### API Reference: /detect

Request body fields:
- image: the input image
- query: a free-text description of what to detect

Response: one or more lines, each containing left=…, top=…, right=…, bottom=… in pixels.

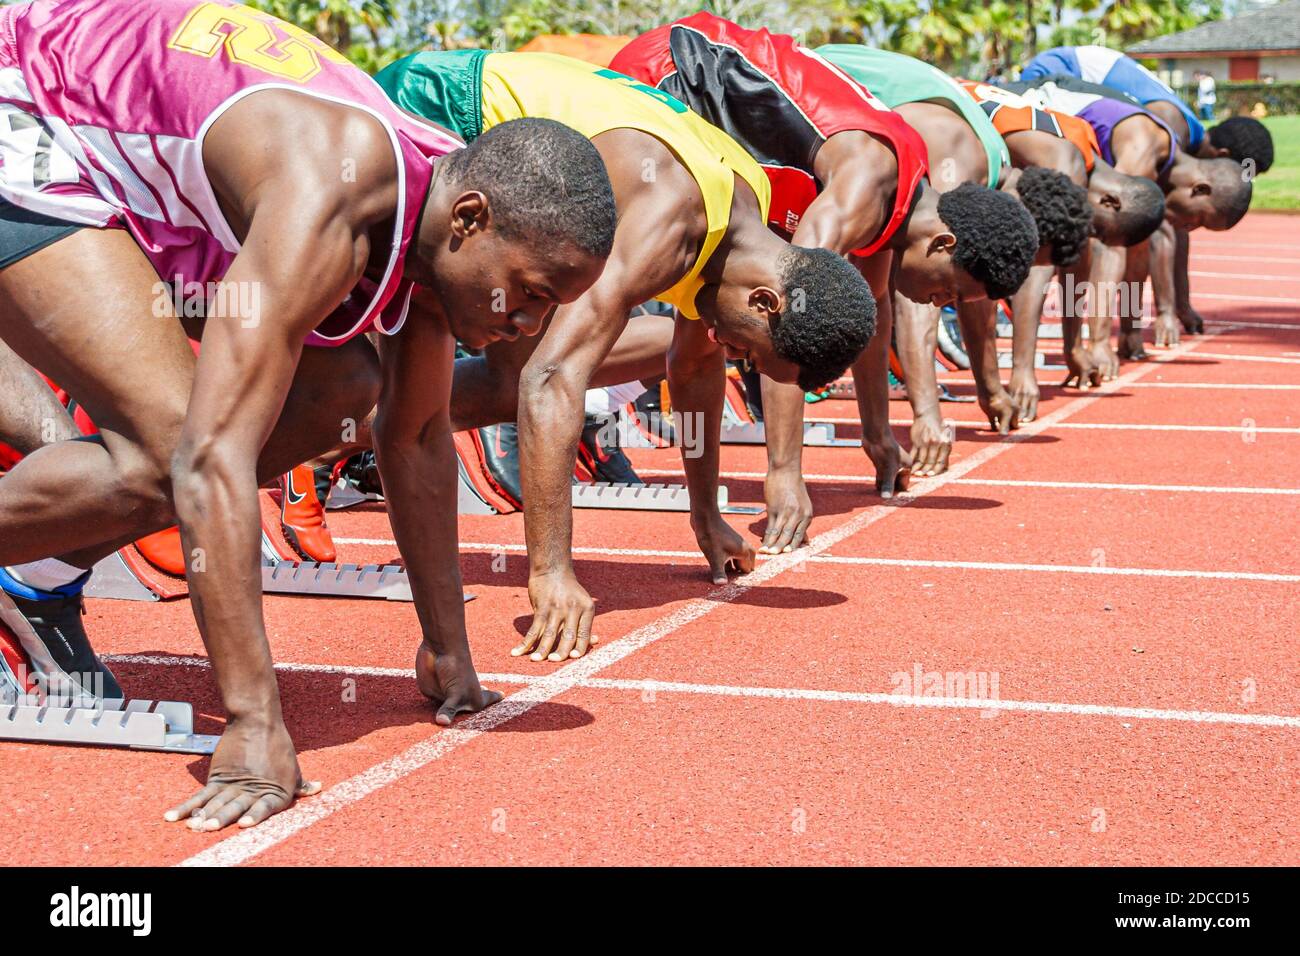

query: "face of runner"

left=1163, top=182, right=1220, bottom=232
left=894, top=239, right=988, bottom=307
left=697, top=284, right=802, bottom=385
left=436, top=194, right=606, bottom=348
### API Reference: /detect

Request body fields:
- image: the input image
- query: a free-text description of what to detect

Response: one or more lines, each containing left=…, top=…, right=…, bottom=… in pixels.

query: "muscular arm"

left=1172, top=226, right=1203, bottom=334
left=167, top=92, right=395, bottom=829
left=1007, top=261, right=1059, bottom=421
left=515, top=133, right=699, bottom=663
left=373, top=292, right=499, bottom=722
left=758, top=132, right=898, bottom=549
left=668, top=309, right=755, bottom=583
left=1147, top=219, right=1180, bottom=347
left=893, top=294, right=948, bottom=477
left=1084, top=237, right=1130, bottom=382
left=851, top=251, right=910, bottom=496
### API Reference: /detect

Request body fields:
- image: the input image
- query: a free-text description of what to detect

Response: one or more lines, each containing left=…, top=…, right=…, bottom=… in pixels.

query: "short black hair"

left=771, top=246, right=877, bottom=392
left=1209, top=116, right=1274, bottom=174
left=1014, top=165, right=1093, bottom=266
left=938, top=183, right=1039, bottom=300
left=1204, top=157, right=1253, bottom=229
left=1112, top=174, right=1166, bottom=245
left=443, top=117, right=616, bottom=258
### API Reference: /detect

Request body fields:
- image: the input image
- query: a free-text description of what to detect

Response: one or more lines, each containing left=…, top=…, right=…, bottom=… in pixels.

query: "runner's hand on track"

left=1153, top=313, right=1181, bottom=348
left=1008, top=369, right=1039, bottom=423
left=980, top=389, right=1020, bottom=435
left=1063, top=344, right=1099, bottom=390
left=864, top=433, right=911, bottom=499
left=692, top=510, right=755, bottom=584
left=417, top=645, right=503, bottom=724
left=517, top=569, right=599, bottom=662
left=761, top=466, right=812, bottom=553
left=909, top=410, right=951, bottom=479
left=1091, top=339, right=1120, bottom=381
left=164, top=717, right=319, bottom=831
left=1178, top=305, right=1205, bottom=335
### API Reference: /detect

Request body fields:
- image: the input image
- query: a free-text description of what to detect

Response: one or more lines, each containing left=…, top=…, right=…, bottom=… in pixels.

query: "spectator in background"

left=1196, top=69, right=1217, bottom=121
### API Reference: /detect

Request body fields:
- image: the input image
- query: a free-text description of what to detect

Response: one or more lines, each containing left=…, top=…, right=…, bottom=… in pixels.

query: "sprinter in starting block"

left=377, top=49, right=877, bottom=663
left=614, top=20, right=1040, bottom=549
left=0, top=0, right=617, bottom=830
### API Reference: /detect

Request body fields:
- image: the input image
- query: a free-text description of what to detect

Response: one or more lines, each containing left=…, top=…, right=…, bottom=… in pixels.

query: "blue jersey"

left=1020, top=46, right=1204, bottom=152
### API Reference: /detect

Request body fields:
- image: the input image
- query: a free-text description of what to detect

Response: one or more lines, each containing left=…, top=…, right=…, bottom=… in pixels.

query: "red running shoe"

left=279, top=464, right=337, bottom=563
left=135, top=527, right=186, bottom=576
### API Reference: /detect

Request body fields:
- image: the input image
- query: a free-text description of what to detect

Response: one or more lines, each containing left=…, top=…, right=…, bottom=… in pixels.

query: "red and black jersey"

left=610, top=13, right=927, bottom=258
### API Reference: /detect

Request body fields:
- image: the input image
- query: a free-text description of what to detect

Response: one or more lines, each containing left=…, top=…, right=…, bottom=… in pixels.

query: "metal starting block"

left=325, top=476, right=383, bottom=511
left=996, top=322, right=1072, bottom=340
left=997, top=351, right=1063, bottom=371
left=263, top=561, right=413, bottom=601
left=719, top=421, right=858, bottom=448
left=0, top=698, right=219, bottom=754
left=83, top=549, right=164, bottom=602
left=571, top=481, right=762, bottom=515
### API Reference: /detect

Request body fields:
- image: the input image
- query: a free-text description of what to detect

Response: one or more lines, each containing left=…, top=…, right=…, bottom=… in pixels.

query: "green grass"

left=1251, top=115, right=1300, bottom=211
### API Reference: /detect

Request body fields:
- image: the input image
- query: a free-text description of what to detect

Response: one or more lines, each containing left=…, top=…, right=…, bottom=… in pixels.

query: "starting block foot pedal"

left=571, top=481, right=762, bottom=515
left=262, top=561, right=414, bottom=601
left=0, top=698, right=219, bottom=754
left=325, top=476, right=383, bottom=511
left=720, top=421, right=859, bottom=448
left=998, top=351, right=1051, bottom=369
left=259, top=560, right=472, bottom=603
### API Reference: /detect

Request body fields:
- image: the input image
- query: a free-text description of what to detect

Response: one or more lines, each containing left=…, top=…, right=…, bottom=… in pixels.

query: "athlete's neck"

left=702, top=175, right=778, bottom=288
left=403, top=157, right=452, bottom=290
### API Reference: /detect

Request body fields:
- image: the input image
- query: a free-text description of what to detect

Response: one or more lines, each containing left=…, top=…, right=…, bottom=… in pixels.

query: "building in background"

left=1128, top=0, right=1300, bottom=85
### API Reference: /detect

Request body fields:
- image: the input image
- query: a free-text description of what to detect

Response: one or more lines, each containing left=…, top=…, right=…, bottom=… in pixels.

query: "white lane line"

left=178, top=331, right=1220, bottom=868
left=633, top=469, right=1300, bottom=495
left=952, top=477, right=1300, bottom=495
left=1126, top=382, right=1300, bottom=390
left=1182, top=351, right=1300, bottom=365
left=337, top=540, right=1298, bottom=581
left=1195, top=242, right=1300, bottom=251
left=1203, top=320, right=1300, bottom=331
left=1189, top=271, right=1300, bottom=282
left=105, top=656, right=1300, bottom=730
left=806, top=417, right=1300, bottom=434
left=1193, top=254, right=1300, bottom=264
left=337, top=539, right=700, bottom=560
left=103, top=653, right=519, bottom=684
left=1194, top=292, right=1300, bottom=304
left=802, top=556, right=1300, bottom=583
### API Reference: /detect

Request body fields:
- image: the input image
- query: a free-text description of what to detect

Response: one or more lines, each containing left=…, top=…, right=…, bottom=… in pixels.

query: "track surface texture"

left=2, top=215, right=1297, bottom=866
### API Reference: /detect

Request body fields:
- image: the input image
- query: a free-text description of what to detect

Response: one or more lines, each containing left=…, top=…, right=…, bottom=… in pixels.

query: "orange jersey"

left=958, top=80, right=1099, bottom=172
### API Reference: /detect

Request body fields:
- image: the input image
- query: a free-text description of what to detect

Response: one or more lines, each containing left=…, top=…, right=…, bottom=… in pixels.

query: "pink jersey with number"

left=0, top=0, right=462, bottom=345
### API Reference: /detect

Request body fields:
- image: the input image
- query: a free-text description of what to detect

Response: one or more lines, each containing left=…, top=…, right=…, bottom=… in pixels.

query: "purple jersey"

left=0, top=0, right=462, bottom=346
left=1012, top=80, right=1177, bottom=179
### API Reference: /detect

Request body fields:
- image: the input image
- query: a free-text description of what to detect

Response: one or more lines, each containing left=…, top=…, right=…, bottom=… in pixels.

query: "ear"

left=1191, top=180, right=1213, bottom=198
left=449, top=191, right=490, bottom=240
left=1099, top=191, right=1123, bottom=212
left=927, top=231, right=957, bottom=257
left=747, top=285, right=782, bottom=319
left=1211, top=145, right=1232, bottom=159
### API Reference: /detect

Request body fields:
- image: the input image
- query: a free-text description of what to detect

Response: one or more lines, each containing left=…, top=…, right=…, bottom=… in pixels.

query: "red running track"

left=1, top=215, right=1297, bottom=866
